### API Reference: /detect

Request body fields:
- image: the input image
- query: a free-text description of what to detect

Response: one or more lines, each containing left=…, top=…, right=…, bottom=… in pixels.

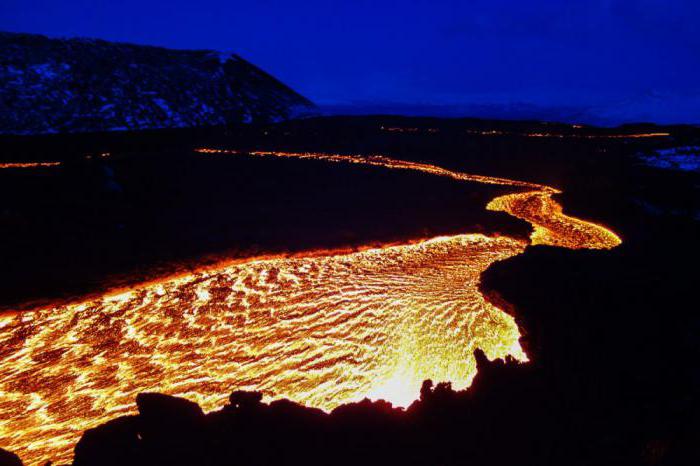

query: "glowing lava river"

left=0, top=149, right=621, bottom=465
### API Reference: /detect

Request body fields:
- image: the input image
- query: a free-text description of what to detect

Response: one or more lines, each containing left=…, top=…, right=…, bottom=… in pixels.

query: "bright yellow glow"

left=0, top=149, right=621, bottom=465
left=486, top=192, right=622, bottom=249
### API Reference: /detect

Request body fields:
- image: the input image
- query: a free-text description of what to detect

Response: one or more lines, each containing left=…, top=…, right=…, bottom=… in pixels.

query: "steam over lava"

left=0, top=150, right=620, bottom=465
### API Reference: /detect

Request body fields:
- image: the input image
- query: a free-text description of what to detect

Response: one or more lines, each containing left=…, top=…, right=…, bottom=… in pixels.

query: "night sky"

left=2, top=0, right=698, bottom=123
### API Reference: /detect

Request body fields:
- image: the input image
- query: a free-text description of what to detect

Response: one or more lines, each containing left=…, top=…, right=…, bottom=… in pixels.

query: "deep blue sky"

left=2, top=0, right=699, bottom=123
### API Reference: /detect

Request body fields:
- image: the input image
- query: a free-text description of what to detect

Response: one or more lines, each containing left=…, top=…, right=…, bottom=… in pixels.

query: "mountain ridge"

left=0, top=31, right=315, bottom=135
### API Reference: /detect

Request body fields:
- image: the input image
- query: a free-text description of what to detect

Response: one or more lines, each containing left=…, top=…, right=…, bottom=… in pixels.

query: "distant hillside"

left=0, top=32, right=315, bottom=134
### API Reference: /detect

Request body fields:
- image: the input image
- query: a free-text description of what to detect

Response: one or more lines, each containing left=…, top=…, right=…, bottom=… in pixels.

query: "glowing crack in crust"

left=0, top=149, right=621, bottom=465
left=0, top=162, right=62, bottom=169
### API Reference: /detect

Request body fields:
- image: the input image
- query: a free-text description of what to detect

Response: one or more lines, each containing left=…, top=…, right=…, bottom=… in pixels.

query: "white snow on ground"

left=639, top=146, right=700, bottom=172
left=209, top=51, right=238, bottom=64
left=30, top=63, right=58, bottom=79
left=152, top=98, right=174, bottom=118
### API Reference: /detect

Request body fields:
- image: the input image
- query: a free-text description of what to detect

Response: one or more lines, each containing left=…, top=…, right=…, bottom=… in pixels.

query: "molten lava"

left=0, top=162, right=61, bottom=169
left=0, top=150, right=620, bottom=465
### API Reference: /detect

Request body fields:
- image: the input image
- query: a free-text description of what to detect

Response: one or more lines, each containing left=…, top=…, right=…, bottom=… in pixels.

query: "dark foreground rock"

left=0, top=449, right=22, bottom=466
left=0, top=31, right=315, bottom=135
left=72, top=351, right=538, bottom=466
left=68, top=346, right=697, bottom=466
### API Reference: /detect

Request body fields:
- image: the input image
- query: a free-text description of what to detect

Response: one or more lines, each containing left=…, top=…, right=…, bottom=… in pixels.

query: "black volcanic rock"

left=0, top=448, right=22, bottom=466
left=136, top=392, right=206, bottom=430
left=0, top=31, right=315, bottom=134
left=73, top=417, right=141, bottom=466
left=68, top=351, right=539, bottom=466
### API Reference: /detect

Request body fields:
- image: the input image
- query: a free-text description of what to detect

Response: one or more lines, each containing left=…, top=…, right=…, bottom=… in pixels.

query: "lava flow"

left=0, top=150, right=620, bottom=465
left=0, top=162, right=62, bottom=169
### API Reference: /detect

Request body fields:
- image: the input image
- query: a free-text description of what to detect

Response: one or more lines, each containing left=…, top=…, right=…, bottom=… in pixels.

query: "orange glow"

left=466, top=130, right=506, bottom=136
left=84, top=153, right=111, bottom=160
left=523, top=132, right=670, bottom=139
left=0, top=149, right=620, bottom=465
left=195, top=148, right=550, bottom=190
left=486, top=191, right=621, bottom=249
left=380, top=126, right=439, bottom=133
left=381, top=126, right=420, bottom=132
left=465, top=129, right=670, bottom=139
left=591, top=132, right=670, bottom=138
left=0, top=162, right=61, bottom=169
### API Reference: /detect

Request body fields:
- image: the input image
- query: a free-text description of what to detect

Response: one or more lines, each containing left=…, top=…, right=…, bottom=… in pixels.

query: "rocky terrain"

left=0, top=32, right=315, bottom=134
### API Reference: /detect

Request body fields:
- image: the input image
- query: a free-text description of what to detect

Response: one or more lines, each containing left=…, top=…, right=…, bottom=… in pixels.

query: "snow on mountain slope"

left=0, top=32, right=315, bottom=134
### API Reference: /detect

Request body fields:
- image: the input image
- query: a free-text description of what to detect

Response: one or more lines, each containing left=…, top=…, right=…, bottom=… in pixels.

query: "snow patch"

left=6, top=65, right=24, bottom=75
left=152, top=98, right=174, bottom=118
left=639, top=146, right=700, bottom=172
left=31, top=63, right=58, bottom=79
left=210, top=51, right=238, bottom=64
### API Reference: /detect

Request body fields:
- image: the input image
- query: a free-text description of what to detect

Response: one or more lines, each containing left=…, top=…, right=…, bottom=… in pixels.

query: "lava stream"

left=0, top=150, right=620, bottom=465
